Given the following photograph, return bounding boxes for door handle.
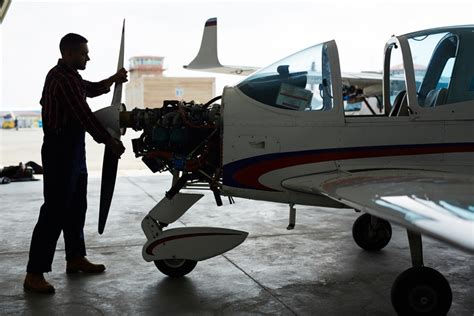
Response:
[249,141,265,149]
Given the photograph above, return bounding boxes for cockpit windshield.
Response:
[237,42,334,111]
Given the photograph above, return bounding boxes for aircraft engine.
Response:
[120,98,223,202]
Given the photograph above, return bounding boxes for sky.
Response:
[0,0,473,111]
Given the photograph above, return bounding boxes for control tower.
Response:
[128,56,165,80]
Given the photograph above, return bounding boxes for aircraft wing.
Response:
[341,71,382,98]
[282,169,474,253]
[184,65,258,76]
[342,71,382,85]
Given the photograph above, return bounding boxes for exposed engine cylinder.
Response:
[120,99,222,192]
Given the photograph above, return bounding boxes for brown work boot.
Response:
[23,273,55,294]
[66,257,106,274]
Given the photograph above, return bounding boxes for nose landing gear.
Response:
[154,259,198,278]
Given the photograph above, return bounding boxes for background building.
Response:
[0,111,41,129]
[125,56,215,108]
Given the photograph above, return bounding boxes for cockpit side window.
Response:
[237,43,334,111]
[408,33,458,107]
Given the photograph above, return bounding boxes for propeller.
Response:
[94,19,125,234]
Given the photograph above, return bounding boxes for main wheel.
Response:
[154,259,197,278]
[391,266,452,316]
[352,213,392,251]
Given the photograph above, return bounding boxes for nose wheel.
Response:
[391,266,452,316]
[154,259,198,277]
[352,213,392,251]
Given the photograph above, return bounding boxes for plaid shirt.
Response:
[40,59,111,144]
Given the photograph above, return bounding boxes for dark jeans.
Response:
[27,127,88,273]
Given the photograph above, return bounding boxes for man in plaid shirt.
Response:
[24,33,127,293]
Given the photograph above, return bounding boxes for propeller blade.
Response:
[98,19,125,235]
[98,147,119,234]
[111,19,125,107]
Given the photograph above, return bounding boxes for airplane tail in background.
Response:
[185,18,222,70]
[184,18,258,76]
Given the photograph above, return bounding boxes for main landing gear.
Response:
[352,213,452,315]
[391,231,452,316]
[352,213,392,251]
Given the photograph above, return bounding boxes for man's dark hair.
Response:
[59,33,88,55]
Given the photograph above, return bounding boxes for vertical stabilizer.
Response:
[185,18,223,69]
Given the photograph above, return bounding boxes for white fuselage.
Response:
[220,86,474,206]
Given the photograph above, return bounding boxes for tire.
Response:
[154,259,197,277]
[391,266,452,316]
[352,213,392,251]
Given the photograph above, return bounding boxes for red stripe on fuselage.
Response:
[231,144,474,191]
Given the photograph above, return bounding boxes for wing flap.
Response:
[283,170,474,253]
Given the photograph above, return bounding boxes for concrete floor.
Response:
[1,172,473,315]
